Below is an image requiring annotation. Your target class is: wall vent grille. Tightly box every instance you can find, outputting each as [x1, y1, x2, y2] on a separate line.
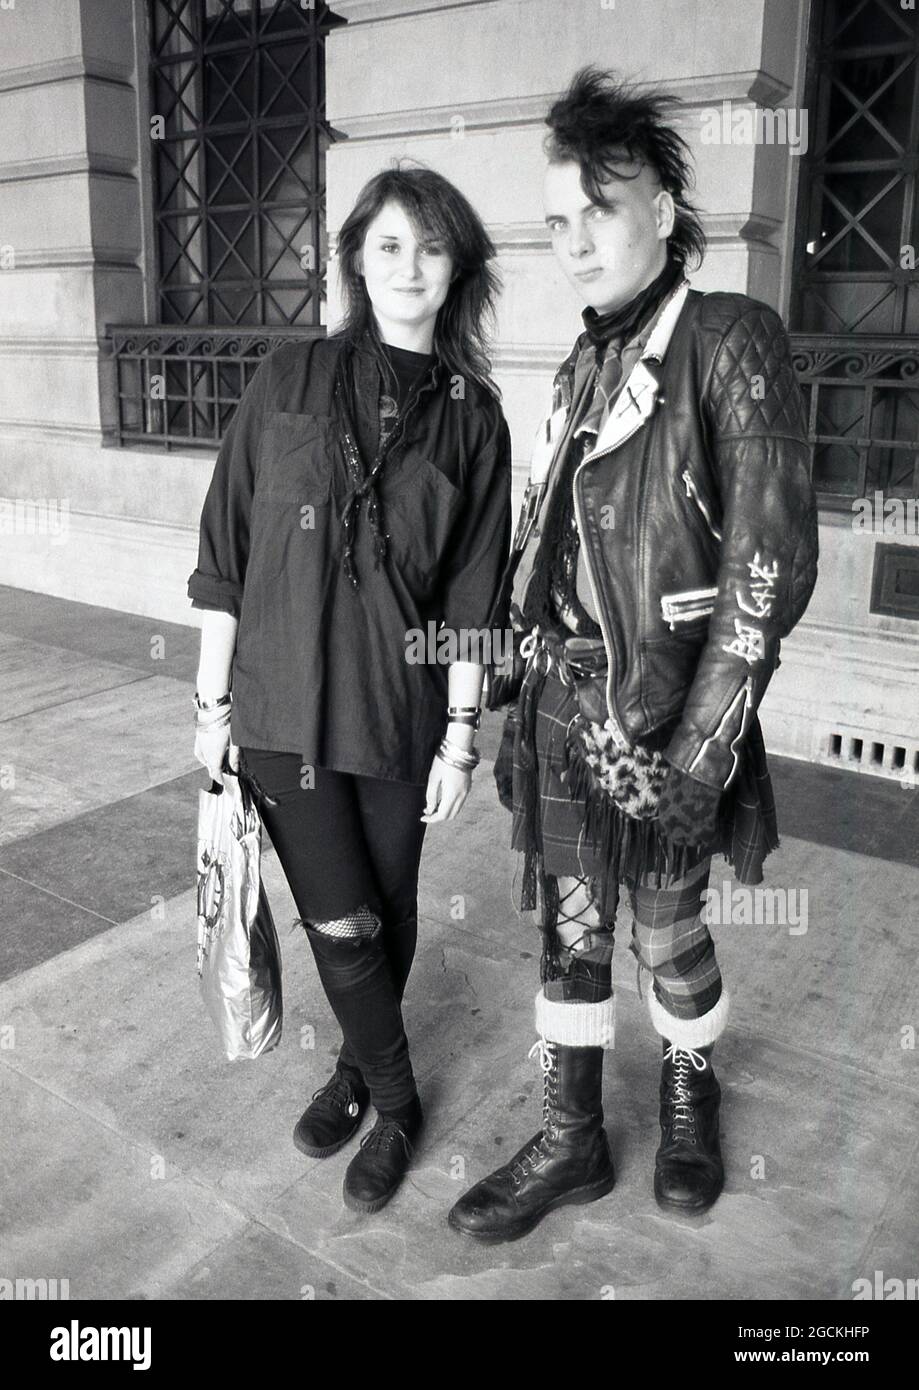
[822, 728, 919, 787]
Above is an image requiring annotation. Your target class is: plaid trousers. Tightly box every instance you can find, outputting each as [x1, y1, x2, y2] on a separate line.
[512, 670, 724, 1021]
[627, 858, 722, 1020]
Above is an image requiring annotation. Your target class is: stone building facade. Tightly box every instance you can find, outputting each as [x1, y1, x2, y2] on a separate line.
[0, 0, 916, 782]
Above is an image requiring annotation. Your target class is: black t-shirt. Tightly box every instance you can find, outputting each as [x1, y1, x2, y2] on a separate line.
[371, 341, 436, 454]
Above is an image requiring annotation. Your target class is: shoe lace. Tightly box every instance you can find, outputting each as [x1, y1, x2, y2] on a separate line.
[662, 1044, 707, 1143]
[311, 1072, 359, 1119]
[359, 1117, 412, 1158]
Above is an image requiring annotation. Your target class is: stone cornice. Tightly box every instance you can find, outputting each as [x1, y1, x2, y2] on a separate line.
[0, 249, 141, 270]
[0, 154, 138, 184]
[329, 0, 495, 24]
[0, 56, 135, 94]
[330, 72, 793, 141]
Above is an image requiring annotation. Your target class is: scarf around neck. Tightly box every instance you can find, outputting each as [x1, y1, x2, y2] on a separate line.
[580, 253, 683, 349]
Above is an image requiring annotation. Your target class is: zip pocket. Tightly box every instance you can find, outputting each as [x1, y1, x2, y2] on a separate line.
[681, 469, 722, 542]
[660, 585, 719, 631]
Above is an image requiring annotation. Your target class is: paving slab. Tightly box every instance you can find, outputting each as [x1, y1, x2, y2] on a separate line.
[0, 633, 151, 723]
[0, 585, 200, 681]
[0, 677, 200, 843]
[0, 867, 117, 981]
[0, 771, 204, 947]
[0, 1065, 247, 1301]
[163, 1218, 389, 1301]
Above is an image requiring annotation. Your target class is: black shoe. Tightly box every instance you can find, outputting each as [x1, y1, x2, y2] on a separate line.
[654, 1040, 724, 1213]
[294, 1068, 369, 1159]
[448, 1041, 615, 1244]
[342, 1101, 422, 1214]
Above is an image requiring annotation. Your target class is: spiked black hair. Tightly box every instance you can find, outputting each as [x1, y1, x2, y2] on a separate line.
[545, 67, 706, 271]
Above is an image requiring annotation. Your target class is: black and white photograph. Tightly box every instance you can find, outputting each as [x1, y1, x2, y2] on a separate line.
[0, 0, 917, 1339]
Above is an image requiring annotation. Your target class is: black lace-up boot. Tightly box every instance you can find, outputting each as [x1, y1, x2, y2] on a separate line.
[654, 1040, 724, 1212]
[343, 1096, 423, 1213]
[293, 1066, 370, 1159]
[448, 1033, 615, 1243]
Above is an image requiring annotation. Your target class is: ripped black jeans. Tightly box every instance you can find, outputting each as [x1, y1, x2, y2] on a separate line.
[238, 747, 427, 1116]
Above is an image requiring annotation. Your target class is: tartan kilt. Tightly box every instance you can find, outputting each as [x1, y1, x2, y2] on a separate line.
[510, 665, 778, 894]
[510, 670, 614, 882]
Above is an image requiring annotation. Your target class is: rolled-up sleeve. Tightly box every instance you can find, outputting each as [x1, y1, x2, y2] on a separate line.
[187, 357, 272, 619]
[441, 413, 513, 639]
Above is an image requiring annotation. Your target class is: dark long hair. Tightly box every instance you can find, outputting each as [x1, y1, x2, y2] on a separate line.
[545, 67, 706, 272]
[335, 162, 501, 397]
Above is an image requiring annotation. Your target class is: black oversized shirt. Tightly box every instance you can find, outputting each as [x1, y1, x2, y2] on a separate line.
[187, 334, 512, 785]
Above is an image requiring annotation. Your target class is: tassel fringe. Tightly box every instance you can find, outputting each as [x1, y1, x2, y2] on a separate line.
[562, 732, 709, 890]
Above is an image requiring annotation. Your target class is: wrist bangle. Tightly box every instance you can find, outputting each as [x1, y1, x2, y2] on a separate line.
[437, 749, 476, 774]
[193, 706, 231, 729]
[437, 738, 480, 771]
[446, 712, 480, 729]
[438, 741, 479, 769]
[194, 691, 231, 711]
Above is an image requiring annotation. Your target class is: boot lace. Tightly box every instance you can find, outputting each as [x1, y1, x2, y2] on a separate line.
[662, 1044, 707, 1144]
[509, 1038, 559, 1184]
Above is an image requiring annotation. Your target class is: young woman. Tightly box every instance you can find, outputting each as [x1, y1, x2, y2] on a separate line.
[188, 166, 511, 1214]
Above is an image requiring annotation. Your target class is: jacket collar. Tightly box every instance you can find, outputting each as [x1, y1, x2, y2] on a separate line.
[585, 281, 691, 460]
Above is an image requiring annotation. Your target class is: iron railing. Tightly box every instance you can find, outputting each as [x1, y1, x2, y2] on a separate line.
[107, 326, 919, 480]
[789, 332, 919, 510]
[105, 323, 324, 448]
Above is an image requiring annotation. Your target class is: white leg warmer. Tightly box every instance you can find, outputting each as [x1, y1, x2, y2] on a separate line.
[647, 986, 730, 1050]
[534, 989, 616, 1049]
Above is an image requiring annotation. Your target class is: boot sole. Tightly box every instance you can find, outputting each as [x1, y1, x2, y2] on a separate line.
[447, 1169, 616, 1245]
[293, 1117, 365, 1159]
[653, 1185, 724, 1216]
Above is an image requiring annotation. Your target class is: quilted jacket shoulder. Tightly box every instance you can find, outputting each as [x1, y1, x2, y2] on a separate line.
[694, 291, 809, 442]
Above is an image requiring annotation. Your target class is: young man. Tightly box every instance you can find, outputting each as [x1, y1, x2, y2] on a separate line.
[448, 68, 818, 1243]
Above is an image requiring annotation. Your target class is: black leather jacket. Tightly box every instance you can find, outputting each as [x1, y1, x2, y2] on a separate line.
[500, 287, 819, 792]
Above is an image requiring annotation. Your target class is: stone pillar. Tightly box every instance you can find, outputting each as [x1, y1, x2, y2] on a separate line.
[0, 0, 144, 443]
[0, 0, 216, 622]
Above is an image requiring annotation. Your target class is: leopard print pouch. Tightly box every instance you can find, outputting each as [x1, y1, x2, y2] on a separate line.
[566, 714, 668, 821]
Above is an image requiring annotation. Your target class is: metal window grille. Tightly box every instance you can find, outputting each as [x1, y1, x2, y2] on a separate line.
[107, 0, 344, 447]
[790, 0, 919, 508]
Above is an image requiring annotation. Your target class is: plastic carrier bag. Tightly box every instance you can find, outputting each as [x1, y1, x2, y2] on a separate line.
[196, 771, 282, 1060]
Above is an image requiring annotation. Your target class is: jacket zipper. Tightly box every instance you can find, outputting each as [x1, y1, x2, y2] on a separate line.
[681, 469, 722, 542]
[660, 586, 719, 631]
[564, 286, 688, 747]
[572, 433, 643, 750]
[687, 674, 754, 789]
